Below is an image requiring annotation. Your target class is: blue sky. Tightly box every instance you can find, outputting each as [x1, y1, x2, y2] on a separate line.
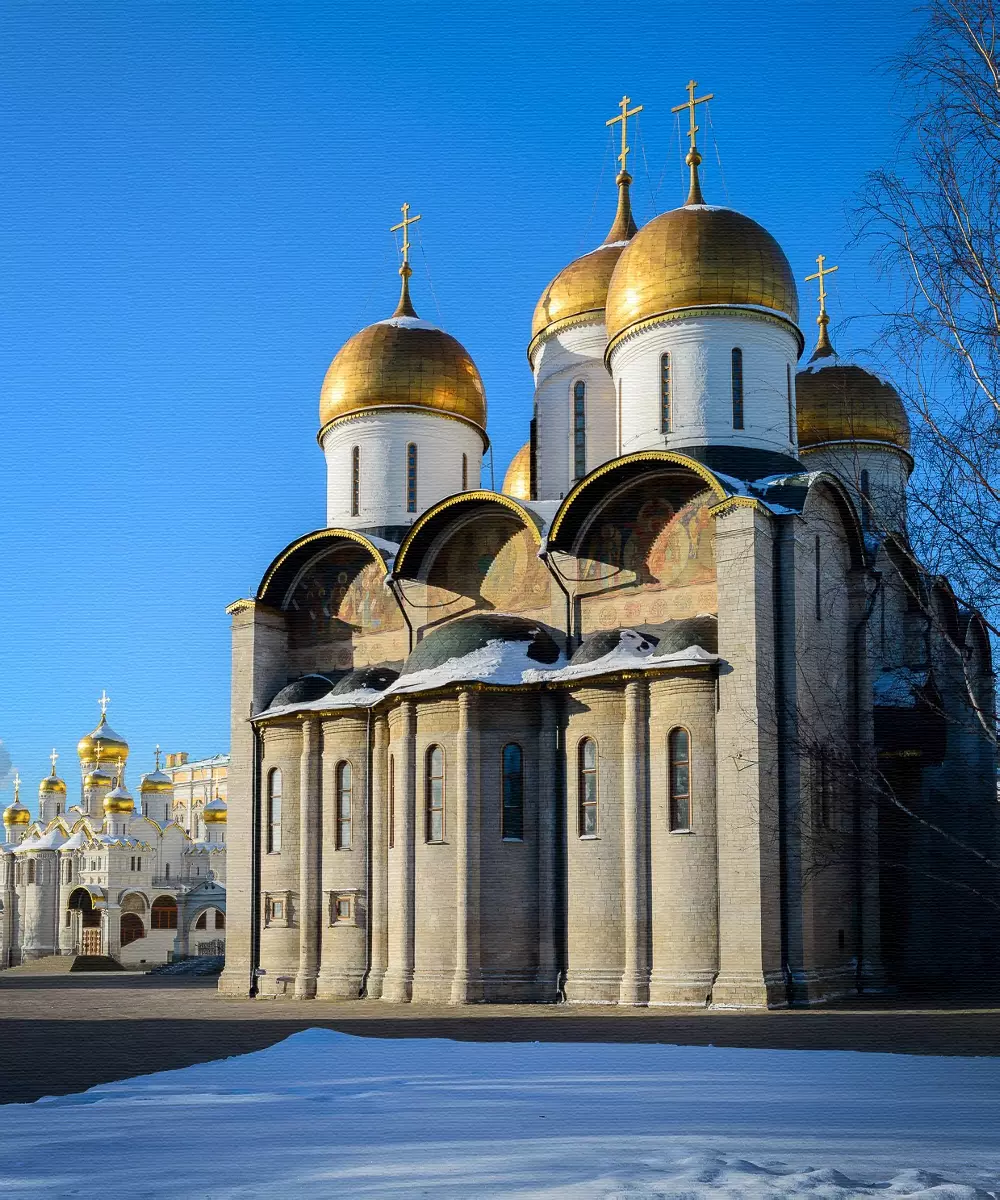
[0, 1, 922, 811]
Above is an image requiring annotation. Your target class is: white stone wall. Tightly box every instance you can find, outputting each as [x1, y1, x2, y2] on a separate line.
[609, 313, 801, 459]
[799, 442, 911, 536]
[531, 321, 617, 501]
[322, 410, 484, 530]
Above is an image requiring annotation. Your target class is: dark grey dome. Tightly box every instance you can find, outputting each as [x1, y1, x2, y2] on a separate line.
[331, 665, 400, 695]
[570, 628, 657, 666]
[402, 613, 561, 676]
[643, 615, 718, 656]
[269, 674, 335, 708]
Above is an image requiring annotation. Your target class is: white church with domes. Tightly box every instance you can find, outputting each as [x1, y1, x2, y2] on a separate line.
[1, 700, 228, 968]
[220, 88, 997, 1008]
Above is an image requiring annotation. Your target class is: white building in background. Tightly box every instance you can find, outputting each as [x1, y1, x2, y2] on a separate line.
[0, 701, 228, 968]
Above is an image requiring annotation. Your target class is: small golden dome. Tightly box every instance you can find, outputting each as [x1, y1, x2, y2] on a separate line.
[3, 800, 30, 828]
[203, 796, 228, 825]
[530, 173, 638, 357]
[502, 443, 532, 500]
[319, 273, 487, 440]
[140, 770, 173, 794]
[104, 784, 134, 815]
[797, 351, 911, 453]
[78, 713, 129, 766]
[605, 204, 799, 346]
[84, 767, 113, 791]
[39, 772, 67, 796]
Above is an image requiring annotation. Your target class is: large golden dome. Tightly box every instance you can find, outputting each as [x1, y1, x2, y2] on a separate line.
[502, 442, 531, 500]
[78, 712, 129, 766]
[605, 204, 799, 346]
[797, 347, 910, 452]
[318, 274, 487, 440]
[529, 173, 638, 359]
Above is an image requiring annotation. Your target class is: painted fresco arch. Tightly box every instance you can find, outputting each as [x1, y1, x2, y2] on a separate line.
[257, 528, 392, 609]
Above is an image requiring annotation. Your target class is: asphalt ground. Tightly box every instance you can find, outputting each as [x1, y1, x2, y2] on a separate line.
[1, 961, 999, 1105]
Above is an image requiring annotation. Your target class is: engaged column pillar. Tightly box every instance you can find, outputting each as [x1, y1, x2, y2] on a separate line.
[536, 690, 559, 997]
[451, 690, 482, 1004]
[383, 700, 415, 1002]
[295, 717, 320, 999]
[620, 678, 650, 1005]
[368, 714, 389, 999]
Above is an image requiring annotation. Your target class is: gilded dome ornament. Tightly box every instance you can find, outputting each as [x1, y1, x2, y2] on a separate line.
[104, 761, 135, 816]
[529, 96, 644, 357]
[670, 79, 714, 206]
[318, 204, 487, 441]
[3, 772, 30, 828]
[796, 256, 911, 453]
[39, 748, 67, 796]
[77, 692, 129, 765]
[502, 442, 532, 500]
[203, 791, 228, 825]
[141, 745, 173, 794]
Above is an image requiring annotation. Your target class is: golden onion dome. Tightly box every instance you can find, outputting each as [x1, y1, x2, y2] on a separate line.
[605, 203, 799, 348]
[502, 442, 532, 500]
[140, 769, 173, 794]
[78, 713, 129, 766]
[203, 796, 228, 825]
[39, 770, 67, 796]
[318, 270, 487, 441]
[3, 799, 30, 828]
[530, 173, 638, 358]
[84, 767, 113, 791]
[103, 783, 134, 816]
[796, 334, 910, 453]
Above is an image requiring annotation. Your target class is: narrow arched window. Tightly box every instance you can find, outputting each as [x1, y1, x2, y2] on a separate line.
[462, 453, 468, 491]
[573, 380, 586, 480]
[786, 363, 794, 444]
[859, 469, 871, 531]
[336, 761, 352, 849]
[426, 746, 445, 841]
[668, 728, 691, 831]
[731, 348, 744, 429]
[267, 768, 282, 853]
[660, 353, 671, 433]
[814, 535, 822, 621]
[578, 738, 598, 836]
[26, 860, 35, 885]
[351, 446, 360, 517]
[501, 743, 524, 840]
[388, 754, 395, 850]
[406, 443, 418, 513]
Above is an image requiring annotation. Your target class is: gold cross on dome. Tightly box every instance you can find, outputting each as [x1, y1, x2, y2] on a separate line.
[49, 748, 59, 773]
[672, 80, 714, 157]
[98, 689, 110, 716]
[390, 202, 422, 271]
[94, 740, 103, 769]
[155, 745, 162, 770]
[606, 94, 643, 176]
[805, 254, 839, 319]
[12, 772, 20, 800]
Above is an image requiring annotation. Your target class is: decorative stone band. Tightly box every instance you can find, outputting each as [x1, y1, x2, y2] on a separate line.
[526, 311, 606, 369]
[604, 304, 804, 368]
[708, 494, 770, 519]
[798, 438, 915, 471]
[317, 404, 490, 451]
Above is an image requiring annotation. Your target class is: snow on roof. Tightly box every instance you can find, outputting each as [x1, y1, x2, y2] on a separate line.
[59, 827, 92, 851]
[375, 315, 440, 332]
[524, 638, 717, 685]
[799, 351, 898, 390]
[12, 826, 67, 853]
[874, 667, 929, 708]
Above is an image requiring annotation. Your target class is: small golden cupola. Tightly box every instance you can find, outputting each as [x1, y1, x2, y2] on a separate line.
[78, 692, 129, 767]
[140, 746, 173, 796]
[104, 762, 135, 816]
[3, 773, 31, 831]
[39, 749, 67, 799]
[502, 443, 532, 500]
[604, 81, 803, 467]
[318, 204, 488, 532]
[795, 254, 912, 534]
[203, 792, 228, 826]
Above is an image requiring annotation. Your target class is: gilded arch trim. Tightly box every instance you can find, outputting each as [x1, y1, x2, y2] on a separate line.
[392, 490, 544, 580]
[257, 527, 391, 606]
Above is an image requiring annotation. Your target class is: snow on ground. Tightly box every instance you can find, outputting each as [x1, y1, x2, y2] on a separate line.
[1, 1030, 999, 1198]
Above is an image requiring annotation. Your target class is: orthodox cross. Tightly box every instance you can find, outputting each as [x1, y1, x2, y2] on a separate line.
[805, 254, 839, 320]
[12, 771, 20, 801]
[94, 740, 103, 770]
[155, 744, 162, 770]
[49, 748, 59, 773]
[672, 79, 714, 157]
[98, 689, 110, 716]
[115, 757, 124, 785]
[606, 94, 643, 176]
[390, 202, 422, 270]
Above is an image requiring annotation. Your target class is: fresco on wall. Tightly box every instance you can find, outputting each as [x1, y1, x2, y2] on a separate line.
[577, 484, 717, 629]
[425, 515, 550, 614]
[287, 548, 403, 650]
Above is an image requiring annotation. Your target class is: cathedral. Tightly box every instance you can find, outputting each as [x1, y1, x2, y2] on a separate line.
[220, 88, 997, 1007]
[0, 699, 228, 968]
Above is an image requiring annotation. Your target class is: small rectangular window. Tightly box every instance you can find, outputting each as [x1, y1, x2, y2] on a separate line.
[333, 894, 354, 924]
[267, 768, 282, 853]
[814, 535, 822, 621]
[388, 756, 395, 850]
[660, 353, 671, 434]
[271, 899, 284, 920]
[578, 738, 598, 836]
[668, 728, 691, 832]
[426, 746, 445, 842]
[731, 348, 744, 430]
[462, 453, 468, 491]
[573, 381, 586, 480]
[859, 469, 870, 531]
[336, 762, 352, 850]
[406, 443, 418, 513]
[501, 743, 524, 840]
[351, 446, 360, 517]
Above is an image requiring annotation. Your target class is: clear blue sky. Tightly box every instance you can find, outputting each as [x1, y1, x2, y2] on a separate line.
[1, 1, 922, 812]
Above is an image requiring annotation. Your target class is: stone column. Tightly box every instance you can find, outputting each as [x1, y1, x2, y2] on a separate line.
[536, 691, 559, 997]
[451, 690, 482, 1004]
[368, 715, 390, 999]
[295, 718, 321, 999]
[383, 701, 416, 1002]
[620, 678, 650, 1005]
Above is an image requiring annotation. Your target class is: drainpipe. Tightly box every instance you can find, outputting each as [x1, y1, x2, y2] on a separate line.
[540, 548, 574, 655]
[387, 575, 415, 655]
[249, 719, 262, 997]
[852, 567, 883, 993]
[361, 704, 374, 997]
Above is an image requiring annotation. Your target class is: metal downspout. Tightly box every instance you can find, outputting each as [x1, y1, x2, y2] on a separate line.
[540, 548, 574, 655]
[249, 719, 262, 997]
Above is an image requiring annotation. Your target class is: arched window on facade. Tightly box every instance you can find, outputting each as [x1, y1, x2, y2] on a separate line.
[26, 860, 35, 885]
[388, 754, 395, 850]
[120, 913, 144, 946]
[859, 469, 871, 531]
[406, 443, 418, 513]
[668, 727, 692, 831]
[426, 745, 445, 842]
[660, 353, 671, 433]
[814, 534, 822, 622]
[462, 453, 468, 491]
[336, 761, 353, 849]
[267, 768, 282, 853]
[731, 348, 744, 429]
[573, 380, 586, 480]
[351, 445, 360, 517]
[578, 738, 598, 836]
[151, 896, 178, 930]
[501, 743, 524, 841]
